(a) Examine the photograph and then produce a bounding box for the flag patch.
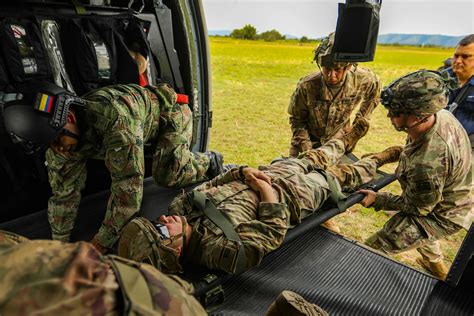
[35,93,54,113]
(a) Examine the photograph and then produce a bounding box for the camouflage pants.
[365,212,463,263]
[152,102,210,188]
[299,138,378,191]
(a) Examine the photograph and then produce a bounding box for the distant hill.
[208,30,231,37]
[377,34,463,47]
[208,31,464,47]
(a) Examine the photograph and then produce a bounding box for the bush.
[299,36,309,43]
[259,29,285,42]
[230,24,257,40]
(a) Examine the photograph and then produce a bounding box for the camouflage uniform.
[288,67,381,156]
[169,139,379,273]
[0,230,206,315]
[46,83,210,248]
[366,110,473,262]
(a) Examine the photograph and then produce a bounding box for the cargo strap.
[448,84,474,113]
[107,255,155,315]
[325,173,347,212]
[192,191,247,273]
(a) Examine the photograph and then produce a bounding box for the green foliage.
[230,24,257,40]
[208,37,462,269]
[299,36,309,43]
[258,29,285,42]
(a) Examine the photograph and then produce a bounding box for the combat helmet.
[2,82,84,154]
[380,70,451,117]
[118,216,187,274]
[314,32,349,68]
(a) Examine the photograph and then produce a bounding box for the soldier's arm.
[198,201,289,273]
[239,202,289,269]
[372,165,445,215]
[96,117,146,248]
[195,168,238,191]
[354,73,381,123]
[288,83,312,156]
[46,148,87,242]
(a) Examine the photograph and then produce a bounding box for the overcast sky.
[202,0,474,38]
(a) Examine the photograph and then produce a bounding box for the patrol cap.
[381,70,450,116]
[2,82,84,154]
[314,32,350,68]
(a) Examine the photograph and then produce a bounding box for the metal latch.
[202,285,225,309]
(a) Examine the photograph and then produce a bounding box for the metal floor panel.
[210,228,474,316]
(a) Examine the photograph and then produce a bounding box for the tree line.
[229,24,311,43]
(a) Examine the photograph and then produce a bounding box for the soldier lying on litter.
[2,82,224,255]
[118,128,402,275]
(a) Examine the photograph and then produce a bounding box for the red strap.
[176,93,189,104]
[139,73,149,87]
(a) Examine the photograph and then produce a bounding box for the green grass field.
[208,36,466,273]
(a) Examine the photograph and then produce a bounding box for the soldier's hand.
[243,167,271,185]
[358,189,377,207]
[245,173,277,203]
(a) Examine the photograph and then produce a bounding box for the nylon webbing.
[448,84,474,113]
[325,173,347,212]
[192,191,247,273]
[107,255,155,315]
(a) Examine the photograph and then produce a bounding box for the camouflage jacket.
[0,230,206,315]
[288,67,380,155]
[373,110,474,230]
[168,159,331,273]
[46,83,177,247]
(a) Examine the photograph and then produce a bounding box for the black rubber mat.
[210,228,474,316]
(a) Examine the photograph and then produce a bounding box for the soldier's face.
[51,133,78,153]
[158,215,185,250]
[452,43,474,81]
[322,65,350,86]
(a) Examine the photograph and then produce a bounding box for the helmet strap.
[396,115,429,132]
[180,215,187,256]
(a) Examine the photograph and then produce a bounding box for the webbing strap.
[192,191,247,273]
[325,173,347,212]
[448,84,474,113]
[107,256,155,315]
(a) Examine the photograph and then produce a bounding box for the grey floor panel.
[210,228,449,315]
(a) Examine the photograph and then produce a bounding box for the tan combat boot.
[320,219,341,234]
[266,290,329,316]
[342,118,370,152]
[361,146,403,168]
[416,258,449,280]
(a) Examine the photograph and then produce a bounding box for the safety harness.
[191,191,248,274]
[106,255,156,315]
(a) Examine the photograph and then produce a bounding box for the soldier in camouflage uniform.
[358,70,474,279]
[0,229,206,315]
[118,135,402,274]
[288,32,381,156]
[2,82,223,254]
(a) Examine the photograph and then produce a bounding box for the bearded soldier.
[287,32,381,156]
[2,82,224,254]
[358,70,473,279]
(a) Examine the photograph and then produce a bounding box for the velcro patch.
[34,93,55,113]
